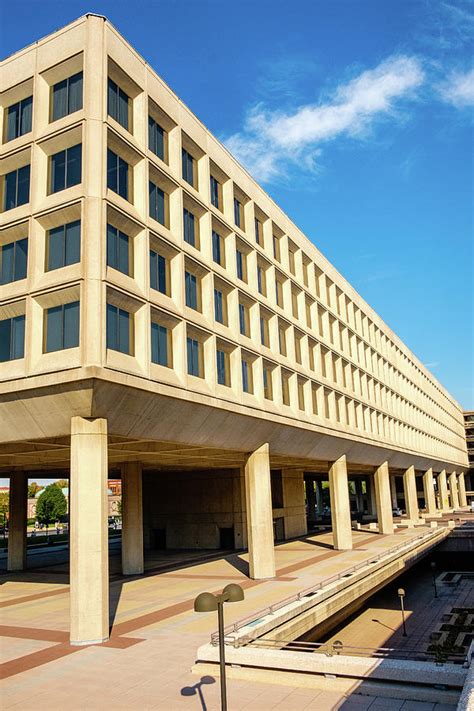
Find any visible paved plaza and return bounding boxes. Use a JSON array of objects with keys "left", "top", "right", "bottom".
[{"left": 0, "top": 523, "right": 467, "bottom": 710}]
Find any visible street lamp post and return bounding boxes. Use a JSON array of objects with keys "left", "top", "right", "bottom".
[
  {"left": 430, "top": 561, "right": 438, "bottom": 598},
  {"left": 398, "top": 587, "right": 407, "bottom": 636},
  {"left": 194, "top": 583, "right": 244, "bottom": 711}
]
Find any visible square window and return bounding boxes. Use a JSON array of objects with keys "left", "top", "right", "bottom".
[
  {"left": 0, "top": 315, "right": 25, "bottom": 361},
  {"left": 106, "top": 303, "right": 132, "bottom": 354},
  {"left": 107, "top": 224, "right": 130, "bottom": 276},
  {"left": 0, "top": 238, "right": 28, "bottom": 284},
  {"left": 107, "top": 149, "right": 129, "bottom": 200},
  {"left": 45, "top": 302, "right": 79, "bottom": 352},
  {"left": 148, "top": 116, "right": 165, "bottom": 160},
  {"left": 108, "top": 78, "right": 130, "bottom": 131},
  {"left": 47, "top": 221, "right": 80, "bottom": 271},
  {"left": 182, "top": 148, "right": 195, "bottom": 187},
  {"left": 151, "top": 322, "right": 170, "bottom": 367},
  {"left": 150, "top": 250, "right": 167, "bottom": 294},
  {"left": 50, "top": 144, "right": 82, "bottom": 193},
  {"left": 52, "top": 72, "right": 83, "bottom": 122},
  {"left": 3, "top": 165, "right": 30, "bottom": 211},
  {"left": 6, "top": 96, "right": 33, "bottom": 141}
]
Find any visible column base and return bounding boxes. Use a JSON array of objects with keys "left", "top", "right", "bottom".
[{"left": 70, "top": 636, "right": 109, "bottom": 647}]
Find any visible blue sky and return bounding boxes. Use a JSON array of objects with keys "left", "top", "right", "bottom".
[{"left": 1, "top": 0, "right": 473, "bottom": 421}]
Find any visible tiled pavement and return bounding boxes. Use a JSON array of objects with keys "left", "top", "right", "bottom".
[{"left": 0, "top": 525, "right": 465, "bottom": 710}]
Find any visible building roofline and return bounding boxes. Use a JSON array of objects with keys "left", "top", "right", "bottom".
[{"left": 1, "top": 14, "right": 466, "bottom": 414}]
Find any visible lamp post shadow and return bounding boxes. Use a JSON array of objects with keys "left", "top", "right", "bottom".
[{"left": 181, "top": 676, "right": 216, "bottom": 711}]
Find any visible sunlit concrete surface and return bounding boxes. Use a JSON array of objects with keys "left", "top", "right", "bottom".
[{"left": 0, "top": 525, "right": 466, "bottom": 710}]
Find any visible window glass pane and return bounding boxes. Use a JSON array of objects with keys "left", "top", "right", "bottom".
[
  {"left": 68, "top": 72, "right": 83, "bottom": 113},
  {"left": 106, "top": 303, "right": 117, "bottom": 350},
  {"left": 214, "top": 289, "right": 223, "bottom": 323},
  {"left": 118, "top": 157, "right": 128, "bottom": 199},
  {"left": 210, "top": 176, "right": 219, "bottom": 208},
  {"left": 107, "top": 224, "right": 117, "bottom": 269},
  {"left": 242, "top": 360, "right": 249, "bottom": 392},
  {"left": 217, "top": 350, "right": 226, "bottom": 385},
  {"left": 12, "top": 315, "right": 25, "bottom": 359},
  {"left": 0, "top": 319, "right": 11, "bottom": 361},
  {"left": 108, "top": 78, "right": 118, "bottom": 121},
  {"left": 118, "top": 230, "right": 129, "bottom": 275},
  {"left": 48, "top": 226, "right": 65, "bottom": 271},
  {"left": 183, "top": 209, "right": 195, "bottom": 246},
  {"left": 66, "top": 144, "right": 82, "bottom": 187},
  {"left": 14, "top": 239, "right": 28, "bottom": 280},
  {"left": 65, "top": 220, "right": 81, "bottom": 265},
  {"left": 234, "top": 199, "right": 241, "bottom": 227},
  {"left": 212, "top": 231, "right": 221, "bottom": 264},
  {"left": 4, "top": 171, "right": 17, "bottom": 210},
  {"left": 150, "top": 183, "right": 165, "bottom": 223},
  {"left": 185, "top": 272, "right": 197, "bottom": 309},
  {"left": 118, "top": 308, "right": 130, "bottom": 354},
  {"left": 107, "top": 149, "right": 117, "bottom": 191},
  {"left": 149, "top": 250, "right": 157, "bottom": 291},
  {"left": 17, "top": 165, "right": 30, "bottom": 206},
  {"left": 151, "top": 322, "right": 168, "bottom": 366},
  {"left": 157, "top": 254, "right": 166, "bottom": 294},
  {"left": 0, "top": 243, "right": 14, "bottom": 284},
  {"left": 52, "top": 150, "right": 66, "bottom": 192},
  {"left": 52, "top": 79, "right": 68, "bottom": 121},
  {"left": 7, "top": 103, "right": 19, "bottom": 141},
  {"left": 46, "top": 305, "right": 63, "bottom": 352},
  {"left": 20, "top": 96, "right": 33, "bottom": 135},
  {"left": 118, "top": 88, "right": 129, "bottom": 130},
  {"left": 64, "top": 301, "right": 80, "bottom": 349}
]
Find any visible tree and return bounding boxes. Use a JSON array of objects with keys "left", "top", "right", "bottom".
[
  {"left": 28, "top": 482, "right": 42, "bottom": 498},
  {"left": 0, "top": 492, "right": 9, "bottom": 528},
  {"left": 54, "top": 479, "right": 68, "bottom": 490},
  {"left": 35, "top": 484, "right": 67, "bottom": 525}
]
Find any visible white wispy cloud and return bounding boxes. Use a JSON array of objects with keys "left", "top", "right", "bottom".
[
  {"left": 438, "top": 67, "right": 474, "bottom": 106},
  {"left": 224, "top": 55, "right": 425, "bottom": 182}
]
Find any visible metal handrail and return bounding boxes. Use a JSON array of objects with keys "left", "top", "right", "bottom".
[
  {"left": 232, "top": 637, "right": 467, "bottom": 663},
  {"left": 210, "top": 528, "right": 444, "bottom": 644}
]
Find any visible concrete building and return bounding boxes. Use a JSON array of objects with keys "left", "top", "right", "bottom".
[
  {"left": 463, "top": 411, "right": 474, "bottom": 497},
  {"left": 0, "top": 15, "right": 469, "bottom": 645}
]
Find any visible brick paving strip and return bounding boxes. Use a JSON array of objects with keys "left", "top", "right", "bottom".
[{"left": 0, "top": 533, "right": 381, "bottom": 680}]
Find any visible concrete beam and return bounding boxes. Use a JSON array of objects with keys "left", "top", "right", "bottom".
[
  {"left": 8, "top": 471, "right": 28, "bottom": 571},
  {"left": 244, "top": 444, "right": 275, "bottom": 579},
  {"left": 374, "top": 462, "right": 394, "bottom": 535},
  {"left": 70, "top": 417, "right": 109, "bottom": 645},
  {"left": 121, "top": 461, "right": 144, "bottom": 575},
  {"left": 329, "top": 455, "right": 352, "bottom": 550}
]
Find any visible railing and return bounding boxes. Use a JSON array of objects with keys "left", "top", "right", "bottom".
[
  {"left": 231, "top": 637, "right": 467, "bottom": 663},
  {"left": 211, "top": 527, "right": 444, "bottom": 645}
]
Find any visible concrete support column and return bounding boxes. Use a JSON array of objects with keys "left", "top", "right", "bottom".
[
  {"left": 7, "top": 472, "right": 28, "bottom": 571},
  {"left": 70, "top": 417, "right": 109, "bottom": 645},
  {"left": 121, "top": 462, "right": 144, "bottom": 575},
  {"left": 403, "top": 466, "right": 420, "bottom": 523},
  {"left": 282, "top": 470, "right": 307, "bottom": 539},
  {"left": 448, "top": 472, "right": 459, "bottom": 510},
  {"left": 390, "top": 475, "right": 398, "bottom": 508},
  {"left": 329, "top": 455, "right": 352, "bottom": 550},
  {"left": 422, "top": 468, "right": 437, "bottom": 515},
  {"left": 458, "top": 472, "right": 468, "bottom": 508},
  {"left": 244, "top": 443, "right": 275, "bottom": 579},
  {"left": 374, "top": 462, "right": 394, "bottom": 535},
  {"left": 438, "top": 470, "right": 450, "bottom": 511}
]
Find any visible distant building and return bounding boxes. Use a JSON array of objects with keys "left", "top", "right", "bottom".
[
  {"left": 27, "top": 485, "right": 121, "bottom": 519},
  {"left": 464, "top": 411, "right": 474, "bottom": 494}
]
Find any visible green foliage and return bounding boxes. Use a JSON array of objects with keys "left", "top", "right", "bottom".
[
  {"left": 35, "top": 484, "right": 67, "bottom": 525},
  {"left": 55, "top": 479, "right": 68, "bottom": 490},
  {"left": 28, "top": 482, "right": 42, "bottom": 498}
]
